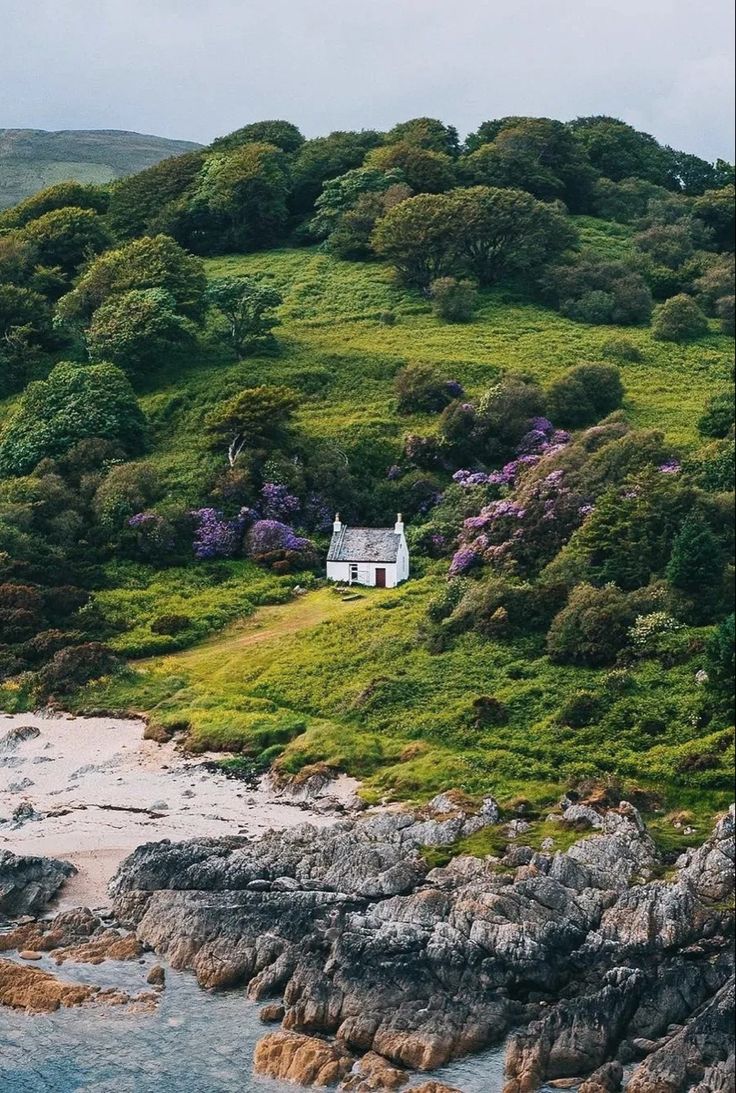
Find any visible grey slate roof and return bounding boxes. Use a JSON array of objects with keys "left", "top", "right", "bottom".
[{"left": 327, "top": 527, "right": 402, "bottom": 563}]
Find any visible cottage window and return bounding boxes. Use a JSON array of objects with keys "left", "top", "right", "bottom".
[{"left": 349, "top": 564, "right": 359, "bottom": 582}]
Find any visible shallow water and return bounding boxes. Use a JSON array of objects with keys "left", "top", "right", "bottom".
[{"left": 0, "top": 956, "right": 508, "bottom": 1093}]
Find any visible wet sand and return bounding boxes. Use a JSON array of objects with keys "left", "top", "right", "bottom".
[{"left": 0, "top": 711, "right": 356, "bottom": 910}]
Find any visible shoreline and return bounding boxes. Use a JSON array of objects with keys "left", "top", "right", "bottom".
[{"left": 0, "top": 711, "right": 359, "bottom": 909}]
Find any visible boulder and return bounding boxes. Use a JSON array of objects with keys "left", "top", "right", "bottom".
[
  {"left": 253, "top": 1031, "right": 354, "bottom": 1086},
  {"left": 0, "top": 851, "right": 76, "bottom": 917}
]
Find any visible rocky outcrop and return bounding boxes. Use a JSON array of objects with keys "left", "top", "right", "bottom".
[
  {"left": 110, "top": 799, "right": 735, "bottom": 1090},
  {"left": 253, "top": 1031, "right": 354, "bottom": 1085},
  {"left": 0, "top": 905, "right": 143, "bottom": 965},
  {"left": 0, "top": 850, "right": 76, "bottom": 916},
  {"left": 626, "top": 976, "right": 734, "bottom": 1093},
  {"left": 0, "top": 956, "right": 97, "bottom": 1012}
]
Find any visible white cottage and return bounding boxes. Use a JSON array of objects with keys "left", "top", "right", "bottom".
[{"left": 326, "top": 514, "right": 409, "bottom": 588}]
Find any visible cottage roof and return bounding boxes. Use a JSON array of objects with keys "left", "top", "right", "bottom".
[{"left": 327, "top": 526, "right": 402, "bottom": 563}]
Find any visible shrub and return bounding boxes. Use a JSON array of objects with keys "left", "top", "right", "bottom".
[
  {"left": 652, "top": 294, "right": 709, "bottom": 342},
  {"left": 429, "top": 277, "right": 479, "bottom": 323},
  {"left": 394, "top": 363, "right": 460, "bottom": 414},
  {"left": 559, "top": 690, "right": 601, "bottom": 727},
  {"left": 150, "top": 614, "right": 191, "bottom": 635},
  {"left": 545, "top": 256, "right": 653, "bottom": 326},
  {"left": 601, "top": 337, "right": 643, "bottom": 362},
  {"left": 93, "top": 462, "right": 161, "bottom": 534},
  {"left": 37, "top": 642, "right": 118, "bottom": 695},
  {"left": 470, "top": 695, "right": 508, "bottom": 727},
  {"left": 715, "top": 295, "right": 735, "bottom": 336},
  {"left": 547, "top": 582, "right": 636, "bottom": 666},
  {"left": 546, "top": 363, "right": 624, "bottom": 428},
  {"left": 698, "top": 389, "right": 735, "bottom": 438}
]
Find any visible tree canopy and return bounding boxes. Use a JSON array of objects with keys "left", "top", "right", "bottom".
[{"left": 0, "top": 362, "right": 146, "bottom": 476}]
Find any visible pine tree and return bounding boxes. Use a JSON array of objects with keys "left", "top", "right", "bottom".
[{"left": 666, "top": 513, "right": 722, "bottom": 594}]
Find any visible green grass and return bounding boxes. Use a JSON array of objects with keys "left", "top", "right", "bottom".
[
  {"left": 73, "top": 580, "right": 733, "bottom": 825},
  {"left": 90, "top": 245, "right": 734, "bottom": 507},
  {"left": 91, "top": 559, "right": 297, "bottom": 656}
]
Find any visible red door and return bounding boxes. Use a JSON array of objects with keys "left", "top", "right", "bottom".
[{"left": 375, "top": 568, "right": 386, "bottom": 588}]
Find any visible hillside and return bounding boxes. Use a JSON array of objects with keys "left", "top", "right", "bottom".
[
  {"left": 0, "top": 113, "right": 733, "bottom": 849},
  {"left": 0, "top": 128, "right": 201, "bottom": 208}
]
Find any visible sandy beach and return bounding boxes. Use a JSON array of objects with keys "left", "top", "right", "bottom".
[{"left": 0, "top": 712, "right": 355, "bottom": 910}]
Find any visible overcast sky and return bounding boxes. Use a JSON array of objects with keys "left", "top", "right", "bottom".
[{"left": 3, "top": 0, "right": 734, "bottom": 160}]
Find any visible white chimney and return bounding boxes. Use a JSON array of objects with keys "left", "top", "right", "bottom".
[
  {"left": 333, "top": 513, "right": 342, "bottom": 533},
  {"left": 394, "top": 513, "right": 404, "bottom": 534}
]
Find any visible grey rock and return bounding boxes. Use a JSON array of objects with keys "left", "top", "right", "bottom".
[
  {"left": 107, "top": 803, "right": 734, "bottom": 1084},
  {"left": 0, "top": 850, "right": 76, "bottom": 916},
  {"left": 0, "top": 724, "right": 40, "bottom": 754},
  {"left": 7, "top": 777, "right": 35, "bottom": 793}
]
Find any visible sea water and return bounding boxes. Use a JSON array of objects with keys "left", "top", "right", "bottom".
[{"left": 0, "top": 956, "right": 508, "bottom": 1093}]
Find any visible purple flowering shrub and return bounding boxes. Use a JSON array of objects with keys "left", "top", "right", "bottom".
[
  {"left": 191, "top": 507, "right": 249, "bottom": 560},
  {"left": 260, "top": 482, "right": 301, "bottom": 521},
  {"left": 245, "top": 519, "right": 316, "bottom": 572},
  {"left": 449, "top": 547, "right": 483, "bottom": 576}
]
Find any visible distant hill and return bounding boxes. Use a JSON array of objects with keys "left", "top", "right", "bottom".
[{"left": 0, "top": 128, "right": 202, "bottom": 208}]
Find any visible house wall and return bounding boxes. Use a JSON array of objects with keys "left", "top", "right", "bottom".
[{"left": 326, "top": 561, "right": 401, "bottom": 587}]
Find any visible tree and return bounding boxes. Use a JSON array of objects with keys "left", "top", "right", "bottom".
[
  {"left": 106, "top": 150, "right": 205, "bottom": 239},
  {"left": 325, "top": 184, "right": 412, "bottom": 259},
  {"left": 21, "top": 207, "right": 111, "bottom": 276},
  {"left": 666, "top": 513, "right": 723, "bottom": 595},
  {"left": 0, "top": 283, "right": 52, "bottom": 343},
  {"left": 372, "top": 187, "right": 575, "bottom": 290},
  {"left": 291, "top": 130, "right": 382, "bottom": 214},
  {"left": 205, "top": 385, "right": 299, "bottom": 466},
  {"left": 0, "top": 362, "right": 146, "bottom": 476},
  {"left": 546, "top": 363, "right": 624, "bottom": 427},
  {"left": 590, "top": 177, "right": 669, "bottom": 222},
  {"left": 547, "top": 582, "right": 636, "bottom": 666},
  {"left": 309, "top": 167, "right": 407, "bottom": 238},
  {"left": 461, "top": 118, "right": 596, "bottom": 210},
  {"left": 206, "top": 276, "right": 282, "bottom": 356},
  {"left": 668, "top": 150, "right": 731, "bottom": 196},
  {"left": 85, "top": 288, "right": 198, "bottom": 377},
  {"left": 704, "top": 613, "right": 735, "bottom": 721},
  {"left": 565, "top": 469, "right": 690, "bottom": 590},
  {"left": 652, "top": 294, "right": 709, "bottom": 342},
  {"left": 191, "top": 142, "right": 291, "bottom": 253},
  {"left": 693, "top": 186, "right": 735, "bottom": 251},
  {"left": 716, "top": 295, "right": 735, "bottom": 336},
  {"left": 211, "top": 120, "right": 304, "bottom": 154},
  {"left": 567, "top": 116, "right": 673, "bottom": 186},
  {"left": 0, "top": 181, "right": 108, "bottom": 230},
  {"left": 385, "top": 118, "right": 460, "bottom": 156},
  {"left": 55, "top": 234, "right": 207, "bottom": 325},
  {"left": 366, "top": 143, "right": 456, "bottom": 194},
  {"left": 429, "top": 277, "right": 478, "bottom": 322},
  {"left": 370, "top": 192, "right": 461, "bottom": 287},
  {"left": 693, "top": 254, "right": 735, "bottom": 314},
  {"left": 450, "top": 186, "right": 577, "bottom": 285}
]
